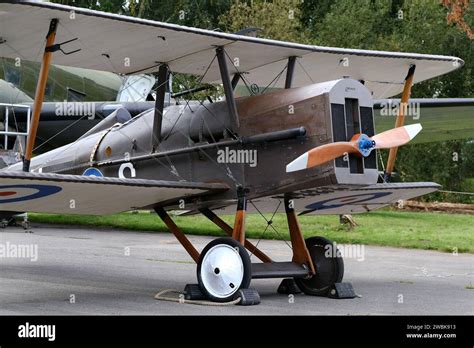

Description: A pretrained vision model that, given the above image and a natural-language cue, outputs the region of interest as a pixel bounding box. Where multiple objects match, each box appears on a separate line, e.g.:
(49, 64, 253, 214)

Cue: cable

(249, 199, 293, 250)
(260, 64, 287, 94)
(154, 289, 241, 306)
(296, 59, 314, 84)
(438, 190, 474, 196)
(247, 199, 284, 259)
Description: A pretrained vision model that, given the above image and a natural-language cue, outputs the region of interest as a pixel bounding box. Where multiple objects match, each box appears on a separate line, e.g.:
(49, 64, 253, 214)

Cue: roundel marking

(0, 184, 62, 204)
(304, 192, 393, 212)
(83, 168, 104, 177)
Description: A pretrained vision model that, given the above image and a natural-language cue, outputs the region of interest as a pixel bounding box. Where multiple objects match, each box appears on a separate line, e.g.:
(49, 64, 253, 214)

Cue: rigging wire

(296, 59, 314, 84)
(246, 199, 286, 260)
(249, 199, 293, 250)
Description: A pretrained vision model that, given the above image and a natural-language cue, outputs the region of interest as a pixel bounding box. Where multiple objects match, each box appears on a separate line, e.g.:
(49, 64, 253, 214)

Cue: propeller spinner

(286, 123, 422, 173)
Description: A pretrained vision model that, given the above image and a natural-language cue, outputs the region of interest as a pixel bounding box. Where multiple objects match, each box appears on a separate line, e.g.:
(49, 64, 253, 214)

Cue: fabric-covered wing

(204, 182, 440, 216)
(0, 172, 227, 215)
(374, 98, 474, 144)
(293, 182, 440, 215)
(0, 1, 464, 98)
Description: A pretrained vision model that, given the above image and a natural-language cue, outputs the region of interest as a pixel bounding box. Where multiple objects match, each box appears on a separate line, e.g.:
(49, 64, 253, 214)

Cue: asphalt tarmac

(0, 224, 472, 315)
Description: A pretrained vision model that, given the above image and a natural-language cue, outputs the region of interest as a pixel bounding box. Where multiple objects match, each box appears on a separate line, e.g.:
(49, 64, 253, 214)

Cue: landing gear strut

(197, 188, 252, 302)
(156, 191, 346, 303)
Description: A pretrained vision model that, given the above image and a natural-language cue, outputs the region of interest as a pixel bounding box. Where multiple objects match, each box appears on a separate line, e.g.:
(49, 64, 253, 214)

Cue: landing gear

(156, 192, 348, 304)
(295, 236, 344, 296)
(197, 238, 252, 302)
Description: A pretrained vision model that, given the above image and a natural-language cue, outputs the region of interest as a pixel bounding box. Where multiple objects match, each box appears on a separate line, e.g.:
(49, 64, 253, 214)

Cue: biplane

(0, 1, 465, 302)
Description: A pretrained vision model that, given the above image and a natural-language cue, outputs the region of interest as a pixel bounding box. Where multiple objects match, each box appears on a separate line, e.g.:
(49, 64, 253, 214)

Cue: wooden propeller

(286, 123, 422, 173)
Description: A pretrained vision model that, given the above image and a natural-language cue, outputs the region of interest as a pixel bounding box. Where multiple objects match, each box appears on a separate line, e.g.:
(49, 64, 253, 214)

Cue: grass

(29, 209, 474, 253)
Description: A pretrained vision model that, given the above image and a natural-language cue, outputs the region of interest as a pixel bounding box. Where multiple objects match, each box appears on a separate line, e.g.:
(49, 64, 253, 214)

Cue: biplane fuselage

(6, 79, 385, 213)
(4, 78, 440, 216)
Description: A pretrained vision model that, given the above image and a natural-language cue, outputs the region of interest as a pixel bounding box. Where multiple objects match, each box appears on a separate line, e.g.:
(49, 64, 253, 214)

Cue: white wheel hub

(200, 244, 244, 299)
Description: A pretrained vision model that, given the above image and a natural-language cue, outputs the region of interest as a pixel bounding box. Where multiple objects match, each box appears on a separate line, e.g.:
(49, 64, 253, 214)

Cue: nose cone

(357, 134, 375, 157)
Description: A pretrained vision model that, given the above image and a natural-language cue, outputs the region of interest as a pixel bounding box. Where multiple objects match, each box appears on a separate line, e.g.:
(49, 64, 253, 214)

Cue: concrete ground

(0, 224, 472, 315)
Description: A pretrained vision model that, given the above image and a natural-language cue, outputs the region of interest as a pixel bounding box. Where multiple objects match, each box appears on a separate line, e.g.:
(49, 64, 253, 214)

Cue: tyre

(197, 237, 252, 302)
(295, 236, 344, 296)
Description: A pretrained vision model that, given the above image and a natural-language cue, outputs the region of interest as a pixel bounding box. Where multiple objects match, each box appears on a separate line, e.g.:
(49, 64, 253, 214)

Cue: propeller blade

(286, 123, 423, 173)
(286, 142, 357, 172)
(371, 123, 422, 149)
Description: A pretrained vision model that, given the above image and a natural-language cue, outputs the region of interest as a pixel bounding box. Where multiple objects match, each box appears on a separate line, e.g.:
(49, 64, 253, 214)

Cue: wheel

(295, 236, 344, 296)
(197, 237, 252, 302)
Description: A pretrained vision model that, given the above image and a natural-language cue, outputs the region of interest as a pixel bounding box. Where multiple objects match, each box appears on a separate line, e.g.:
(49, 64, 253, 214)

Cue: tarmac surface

(0, 224, 473, 315)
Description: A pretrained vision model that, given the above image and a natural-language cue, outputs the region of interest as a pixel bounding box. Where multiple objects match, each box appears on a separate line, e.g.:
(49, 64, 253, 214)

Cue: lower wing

(199, 182, 440, 216)
(292, 182, 440, 215)
(0, 172, 227, 215)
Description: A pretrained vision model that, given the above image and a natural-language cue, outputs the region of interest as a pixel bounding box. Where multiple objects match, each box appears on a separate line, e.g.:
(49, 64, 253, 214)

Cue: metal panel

(345, 98, 363, 174)
(360, 106, 377, 169)
(331, 103, 348, 168)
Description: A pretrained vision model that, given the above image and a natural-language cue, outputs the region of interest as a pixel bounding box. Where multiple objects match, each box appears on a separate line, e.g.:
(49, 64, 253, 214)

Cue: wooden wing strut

(384, 65, 416, 182)
(23, 19, 58, 172)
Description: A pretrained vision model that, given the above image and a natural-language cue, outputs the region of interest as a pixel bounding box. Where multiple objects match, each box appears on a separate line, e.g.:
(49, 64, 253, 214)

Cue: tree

(310, 0, 473, 98)
(218, 0, 311, 43)
(442, 0, 474, 39)
(52, 0, 126, 13)
(386, 140, 474, 203)
(309, 0, 396, 49)
(52, 0, 232, 28)
(387, 0, 473, 98)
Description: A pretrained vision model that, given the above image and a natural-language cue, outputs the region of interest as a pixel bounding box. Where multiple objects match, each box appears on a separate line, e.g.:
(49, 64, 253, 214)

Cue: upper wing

(0, 172, 228, 215)
(0, 1, 463, 98)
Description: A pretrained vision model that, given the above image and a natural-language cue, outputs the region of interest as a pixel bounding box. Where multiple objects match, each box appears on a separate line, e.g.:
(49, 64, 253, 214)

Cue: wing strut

(231, 73, 241, 90)
(23, 19, 59, 172)
(216, 47, 239, 134)
(284, 56, 297, 89)
(199, 207, 272, 263)
(152, 64, 169, 150)
(383, 64, 416, 182)
(155, 207, 201, 263)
